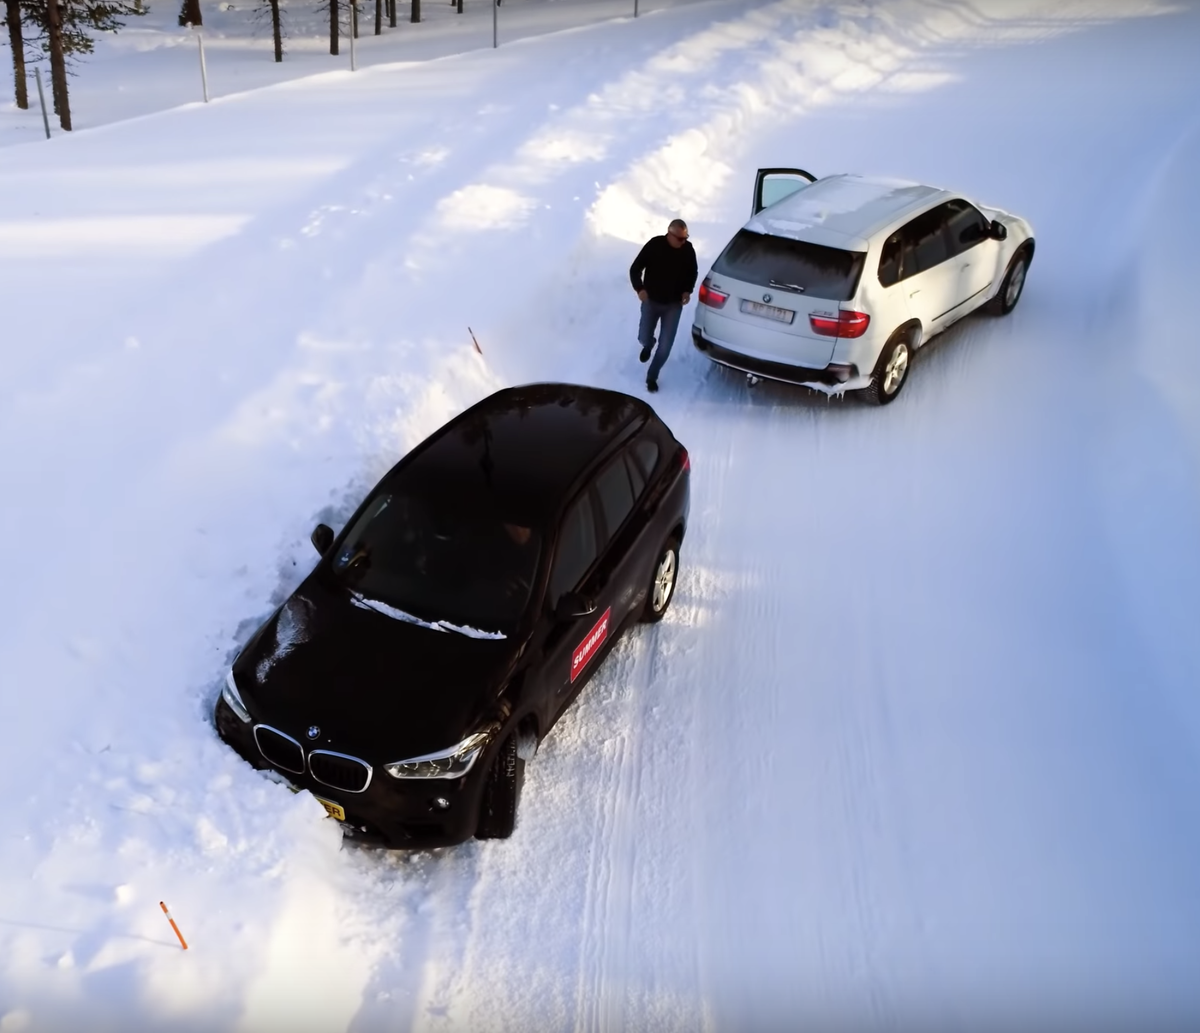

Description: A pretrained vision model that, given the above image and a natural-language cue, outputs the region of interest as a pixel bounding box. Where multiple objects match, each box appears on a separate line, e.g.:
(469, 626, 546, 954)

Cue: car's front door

(752, 167, 817, 215)
(942, 199, 996, 320)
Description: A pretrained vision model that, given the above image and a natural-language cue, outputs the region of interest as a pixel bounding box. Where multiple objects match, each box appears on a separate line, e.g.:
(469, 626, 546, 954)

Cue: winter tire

(641, 537, 680, 622)
(862, 332, 912, 406)
(989, 247, 1031, 315)
(475, 732, 525, 840)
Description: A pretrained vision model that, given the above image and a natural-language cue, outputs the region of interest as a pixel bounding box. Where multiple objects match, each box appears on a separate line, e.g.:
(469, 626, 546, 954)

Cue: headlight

(385, 726, 500, 780)
(222, 670, 252, 724)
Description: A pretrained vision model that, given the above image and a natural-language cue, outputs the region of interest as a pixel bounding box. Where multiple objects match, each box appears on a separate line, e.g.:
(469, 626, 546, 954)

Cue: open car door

(752, 168, 817, 215)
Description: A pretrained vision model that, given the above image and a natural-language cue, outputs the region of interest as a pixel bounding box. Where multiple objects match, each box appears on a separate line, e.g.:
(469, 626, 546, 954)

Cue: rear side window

(633, 438, 659, 479)
(595, 457, 635, 542)
(903, 205, 951, 273)
(549, 494, 598, 603)
(712, 230, 865, 301)
(944, 199, 989, 257)
(878, 232, 903, 288)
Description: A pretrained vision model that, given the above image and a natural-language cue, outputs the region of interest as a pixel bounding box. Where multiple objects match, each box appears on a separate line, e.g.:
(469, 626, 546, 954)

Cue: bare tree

(45, 0, 69, 128)
(373, 0, 379, 35)
(411, 0, 419, 24)
(3, 0, 29, 109)
(329, 0, 337, 54)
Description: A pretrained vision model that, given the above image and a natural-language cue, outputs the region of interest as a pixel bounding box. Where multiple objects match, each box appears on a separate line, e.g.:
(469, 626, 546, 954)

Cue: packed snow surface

(2, 0, 1200, 1030)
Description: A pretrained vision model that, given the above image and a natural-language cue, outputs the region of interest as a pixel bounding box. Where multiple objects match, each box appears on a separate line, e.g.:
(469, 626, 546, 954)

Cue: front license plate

(315, 796, 345, 821)
(740, 299, 795, 323)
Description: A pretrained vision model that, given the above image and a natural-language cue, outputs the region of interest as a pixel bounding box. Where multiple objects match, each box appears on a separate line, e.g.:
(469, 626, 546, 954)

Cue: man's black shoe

(646, 377, 658, 393)
(639, 345, 652, 363)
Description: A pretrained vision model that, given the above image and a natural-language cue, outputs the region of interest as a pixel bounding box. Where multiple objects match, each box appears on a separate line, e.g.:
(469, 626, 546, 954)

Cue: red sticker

(570, 607, 611, 683)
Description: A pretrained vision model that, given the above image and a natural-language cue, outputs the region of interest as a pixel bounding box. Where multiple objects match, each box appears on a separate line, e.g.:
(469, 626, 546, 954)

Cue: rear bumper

(692, 326, 858, 387)
(214, 696, 486, 848)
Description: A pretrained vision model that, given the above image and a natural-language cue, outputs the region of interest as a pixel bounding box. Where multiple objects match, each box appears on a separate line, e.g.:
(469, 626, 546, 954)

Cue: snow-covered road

(2, 1, 1199, 1029)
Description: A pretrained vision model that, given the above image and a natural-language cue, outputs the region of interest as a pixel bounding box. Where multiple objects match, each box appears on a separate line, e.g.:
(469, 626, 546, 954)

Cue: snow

(3, 0, 1200, 1029)
(349, 591, 507, 639)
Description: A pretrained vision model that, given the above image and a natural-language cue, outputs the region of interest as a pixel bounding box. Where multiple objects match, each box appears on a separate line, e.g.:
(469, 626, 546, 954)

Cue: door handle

(909, 289, 920, 297)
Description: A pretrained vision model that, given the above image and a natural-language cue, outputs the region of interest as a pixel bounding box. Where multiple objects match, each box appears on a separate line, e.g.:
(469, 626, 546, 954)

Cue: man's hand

(637, 289, 649, 302)
(681, 291, 692, 305)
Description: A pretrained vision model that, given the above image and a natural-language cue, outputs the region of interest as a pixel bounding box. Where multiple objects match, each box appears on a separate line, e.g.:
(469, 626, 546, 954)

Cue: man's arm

(629, 240, 652, 293)
(681, 243, 698, 303)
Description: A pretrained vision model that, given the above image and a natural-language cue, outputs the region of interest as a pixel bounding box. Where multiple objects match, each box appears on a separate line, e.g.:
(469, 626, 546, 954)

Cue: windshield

(328, 491, 542, 635)
(712, 230, 865, 301)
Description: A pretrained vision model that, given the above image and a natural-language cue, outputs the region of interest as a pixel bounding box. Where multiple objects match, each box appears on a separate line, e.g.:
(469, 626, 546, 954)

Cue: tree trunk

(269, 0, 282, 61)
(351, 0, 357, 38)
(4, 0, 27, 110)
(329, 0, 338, 55)
(388, 0, 396, 29)
(374, 0, 380, 35)
(411, 0, 420, 24)
(46, 0, 70, 130)
(457, 0, 462, 12)
(179, 0, 202, 26)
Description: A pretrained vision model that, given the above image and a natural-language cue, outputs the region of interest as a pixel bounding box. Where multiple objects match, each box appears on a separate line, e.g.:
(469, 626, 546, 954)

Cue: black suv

(215, 383, 690, 847)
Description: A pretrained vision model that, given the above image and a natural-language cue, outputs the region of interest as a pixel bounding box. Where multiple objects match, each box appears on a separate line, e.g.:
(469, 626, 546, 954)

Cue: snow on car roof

(744, 174, 945, 251)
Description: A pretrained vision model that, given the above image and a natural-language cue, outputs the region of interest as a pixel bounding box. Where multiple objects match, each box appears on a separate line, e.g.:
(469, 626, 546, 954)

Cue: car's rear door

(752, 168, 817, 214)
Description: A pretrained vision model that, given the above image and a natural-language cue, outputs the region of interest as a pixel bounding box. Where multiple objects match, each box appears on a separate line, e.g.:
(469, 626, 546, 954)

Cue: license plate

(740, 299, 795, 323)
(315, 797, 345, 821)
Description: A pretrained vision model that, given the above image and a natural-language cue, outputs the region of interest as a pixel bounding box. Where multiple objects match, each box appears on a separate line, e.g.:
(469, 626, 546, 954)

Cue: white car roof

(743, 174, 948, 252)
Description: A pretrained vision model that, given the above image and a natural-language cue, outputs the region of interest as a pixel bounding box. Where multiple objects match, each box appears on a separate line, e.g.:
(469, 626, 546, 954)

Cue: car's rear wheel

(862, 331, 912, 406)
(642, 537, 680, 622)
(989, 247, 1030, 315)
(475, 732, 525, 840)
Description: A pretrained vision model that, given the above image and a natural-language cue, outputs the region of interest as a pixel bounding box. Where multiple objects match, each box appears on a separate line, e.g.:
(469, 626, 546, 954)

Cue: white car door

(943, 199, 999, 321)
(895, 203, 960, 334)
(751, 167, 817, 214)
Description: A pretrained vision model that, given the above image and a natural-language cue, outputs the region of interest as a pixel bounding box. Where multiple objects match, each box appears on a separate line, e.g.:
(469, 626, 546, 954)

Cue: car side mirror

(311, 523, 334, 556)
(989, 219, 1007, 241)
(554, 591, 597, 622)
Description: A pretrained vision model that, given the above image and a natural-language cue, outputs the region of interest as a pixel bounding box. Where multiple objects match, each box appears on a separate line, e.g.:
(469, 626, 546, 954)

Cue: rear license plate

(315, 796, 345, 821)
(740, 299, 794, 323)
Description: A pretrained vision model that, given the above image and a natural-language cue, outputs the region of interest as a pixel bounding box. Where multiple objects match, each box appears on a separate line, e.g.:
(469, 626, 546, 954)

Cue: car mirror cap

(554, 591, 597, 622)
(989, 219, 1008, 241)
(311, 523, 335, 556)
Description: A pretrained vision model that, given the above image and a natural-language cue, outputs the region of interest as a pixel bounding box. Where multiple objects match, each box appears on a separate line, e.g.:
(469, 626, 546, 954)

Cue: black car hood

(234, 578, 519, 763)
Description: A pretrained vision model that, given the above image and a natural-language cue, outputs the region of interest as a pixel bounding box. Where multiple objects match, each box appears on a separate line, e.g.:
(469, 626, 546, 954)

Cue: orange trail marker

(160, 901, 189, 950)
(467, 327, 483, 355)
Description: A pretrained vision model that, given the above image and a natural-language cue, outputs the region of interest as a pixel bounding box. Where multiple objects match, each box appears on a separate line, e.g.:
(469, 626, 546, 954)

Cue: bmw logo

(762, 293, 772, 303)
(307, 725, 320, 740)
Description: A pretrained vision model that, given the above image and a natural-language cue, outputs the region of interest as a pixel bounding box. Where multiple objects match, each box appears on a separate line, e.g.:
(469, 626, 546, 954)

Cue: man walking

(629, 219, 697, 393)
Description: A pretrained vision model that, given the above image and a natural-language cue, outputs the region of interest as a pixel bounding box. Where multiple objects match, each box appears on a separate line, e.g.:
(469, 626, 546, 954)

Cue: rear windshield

(712, 230, 865, 301)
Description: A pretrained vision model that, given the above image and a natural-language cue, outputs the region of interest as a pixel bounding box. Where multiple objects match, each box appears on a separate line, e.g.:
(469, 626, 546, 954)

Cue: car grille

(309, 750, 372, 793)
(254, 725, 305, 774)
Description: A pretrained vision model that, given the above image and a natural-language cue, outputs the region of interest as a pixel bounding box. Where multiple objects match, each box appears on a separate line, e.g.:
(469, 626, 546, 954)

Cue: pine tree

(177, 0, 201, 27)
(3, 0, 29, 109)
(255, 0, 283, 61)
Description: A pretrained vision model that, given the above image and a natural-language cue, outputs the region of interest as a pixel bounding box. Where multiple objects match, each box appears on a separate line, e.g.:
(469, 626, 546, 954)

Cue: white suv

(691, 170, 1035, 404)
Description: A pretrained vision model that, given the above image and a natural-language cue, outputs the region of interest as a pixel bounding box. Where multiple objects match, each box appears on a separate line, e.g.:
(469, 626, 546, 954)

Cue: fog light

(431, 797, 450, 811)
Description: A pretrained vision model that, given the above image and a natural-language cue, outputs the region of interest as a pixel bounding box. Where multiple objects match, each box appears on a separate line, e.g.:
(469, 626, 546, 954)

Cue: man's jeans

(638, 299, 683, 382)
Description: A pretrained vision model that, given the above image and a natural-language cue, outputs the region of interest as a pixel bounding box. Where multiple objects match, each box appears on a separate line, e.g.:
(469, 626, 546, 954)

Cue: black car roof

(385, 383, 651, 526)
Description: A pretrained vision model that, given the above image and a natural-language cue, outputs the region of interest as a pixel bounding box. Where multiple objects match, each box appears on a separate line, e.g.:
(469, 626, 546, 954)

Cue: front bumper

(215, 696, 489, 848)
(692, 326, 860, 388)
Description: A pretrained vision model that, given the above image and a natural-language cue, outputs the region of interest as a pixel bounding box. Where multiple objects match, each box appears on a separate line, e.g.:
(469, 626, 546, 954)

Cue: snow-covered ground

(3, 1, 1200, 1030)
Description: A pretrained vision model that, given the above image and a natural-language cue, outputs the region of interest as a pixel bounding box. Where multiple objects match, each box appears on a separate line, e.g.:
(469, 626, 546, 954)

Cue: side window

(625, 453, 645, 498)
(943, 199, 989, 257)
(903, 204, 951, 274)
(878, 231, 902, 288)
(549, 494, 598, 603)
(633, 438, 659, 480)
(595, 456, 636, 543)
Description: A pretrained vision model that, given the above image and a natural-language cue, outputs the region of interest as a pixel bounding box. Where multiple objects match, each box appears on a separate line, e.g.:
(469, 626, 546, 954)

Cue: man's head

(666, 219, 689, 248)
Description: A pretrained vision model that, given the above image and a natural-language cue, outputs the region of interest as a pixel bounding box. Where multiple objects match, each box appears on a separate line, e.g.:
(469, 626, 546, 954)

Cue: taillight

(698, 283, 728, 309)
(679, 447, 690, 471)
(809, 310, 871, 338)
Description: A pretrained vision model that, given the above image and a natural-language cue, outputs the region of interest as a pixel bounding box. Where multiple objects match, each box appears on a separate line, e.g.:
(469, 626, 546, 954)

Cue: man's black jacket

(630, 235, 698, 305)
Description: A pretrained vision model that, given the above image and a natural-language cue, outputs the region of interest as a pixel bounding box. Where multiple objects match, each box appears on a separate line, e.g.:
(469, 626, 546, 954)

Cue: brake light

(680, 447, 690, 471)
(809, 310, 871, 338)
(698, 283, 728, 309)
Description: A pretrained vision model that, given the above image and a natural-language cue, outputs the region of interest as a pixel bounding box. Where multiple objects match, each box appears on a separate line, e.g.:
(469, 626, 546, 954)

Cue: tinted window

(713, 231, 866, 301)
(549, 494, 598, 604)
(903, 204, 951, 274)
(330, 492, 541, 633)
(878, 231, 903, 288)
(633, 438, 659, 479)
(595, 456, 635, 542)
(625, 453, 645, 498)
(944, 199, 989, 257)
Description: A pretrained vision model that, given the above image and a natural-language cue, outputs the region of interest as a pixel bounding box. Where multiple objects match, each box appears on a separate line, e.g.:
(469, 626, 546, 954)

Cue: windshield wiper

(768, 279, 805, 294)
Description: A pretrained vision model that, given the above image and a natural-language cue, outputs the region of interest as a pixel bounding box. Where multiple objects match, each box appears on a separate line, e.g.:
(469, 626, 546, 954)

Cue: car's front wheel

(475, 732, 525, 840)
(642, 537, 680, 622)
(989, 247, 1031, 315)
(862, 332, 912, 406)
